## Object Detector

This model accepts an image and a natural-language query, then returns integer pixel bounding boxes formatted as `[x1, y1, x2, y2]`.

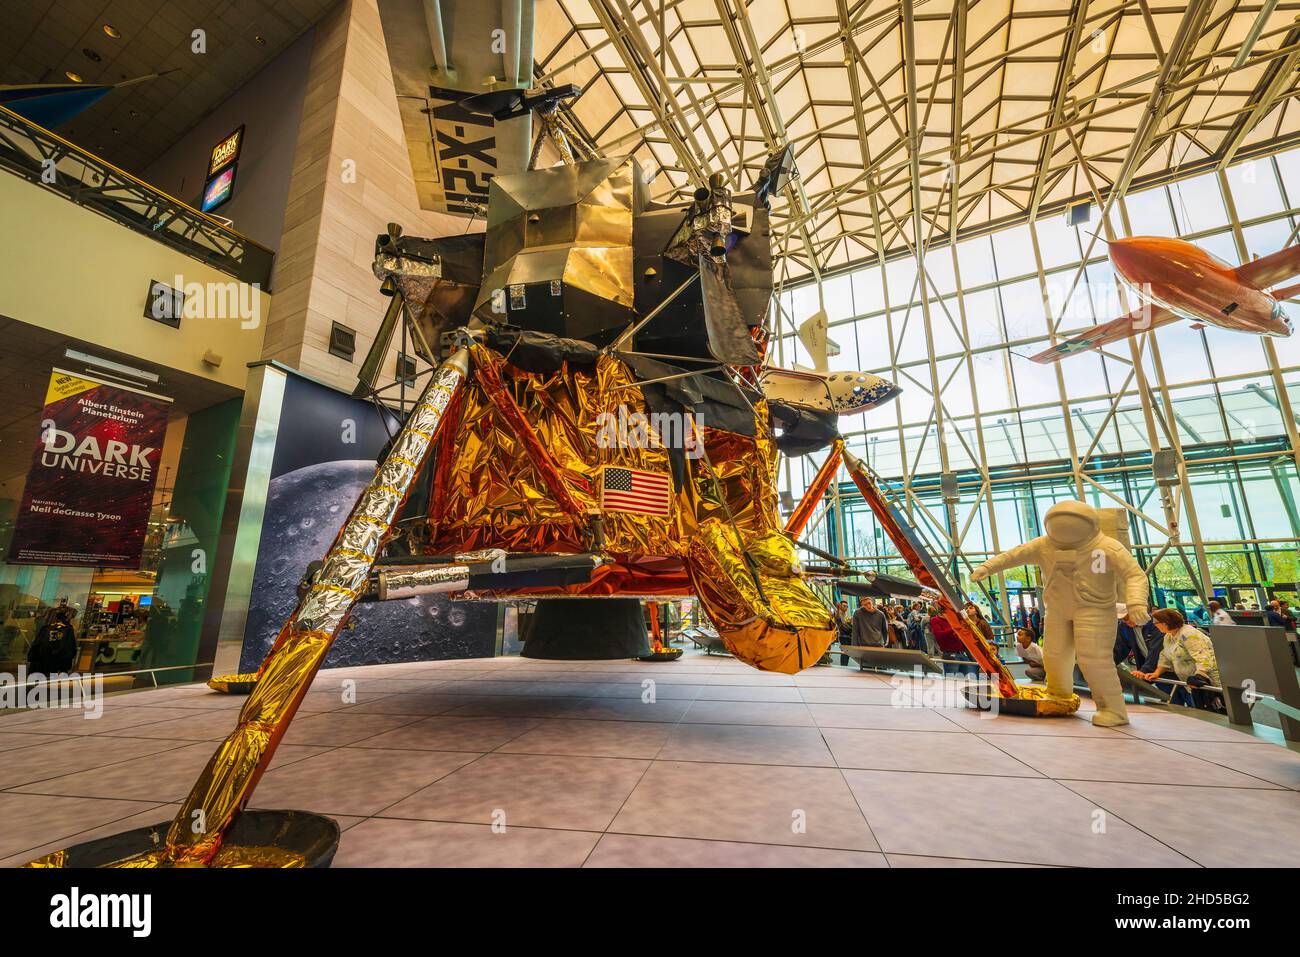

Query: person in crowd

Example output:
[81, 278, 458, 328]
[1113, 604, 1142, 665]
[920, 605, 941, 654]
[879, 604, 895, 647]
[905, 604, 927, 651]
[1278, 599, 1297, 634]
[1207, 600, 1232, 626]
[1133, 608, 1223, 711]
[930, 606, 977, 675]
[1266, 599, 1286, 628]
[27, 605, 79, 675]
[822, 599, 847, 665]
[1137, 605, 1164, 673]
[964, 601, 995, 645]
[851, 596, 889, 648]
[1016, 627, 1046, 681]
[889, 605, 909, 647]
[1029, 605, 1042, 638]
[833, 599, 853, 665]
[1115, 604, 1163, 672]
[833, 599, 852, 640]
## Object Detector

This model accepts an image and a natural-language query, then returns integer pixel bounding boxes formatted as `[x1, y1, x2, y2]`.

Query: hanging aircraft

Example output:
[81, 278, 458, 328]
[1031, 236, 1300, 363]
[758, 303, 900, 420]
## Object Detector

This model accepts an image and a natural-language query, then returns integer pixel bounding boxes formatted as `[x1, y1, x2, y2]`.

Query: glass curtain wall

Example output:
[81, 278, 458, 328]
[777, 146, 1300, 618]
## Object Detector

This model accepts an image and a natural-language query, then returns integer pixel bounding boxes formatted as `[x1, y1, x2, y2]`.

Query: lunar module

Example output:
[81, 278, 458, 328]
[343, 146, 900, 674]
[27, 97, 1039, 869]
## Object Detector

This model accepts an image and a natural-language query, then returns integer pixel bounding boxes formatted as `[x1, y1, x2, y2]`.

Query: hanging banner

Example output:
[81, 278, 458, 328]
[7, 369, 171, 568]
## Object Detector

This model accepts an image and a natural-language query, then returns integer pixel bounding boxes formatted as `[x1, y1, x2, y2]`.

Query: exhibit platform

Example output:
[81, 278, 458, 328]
[1, 651, 1298, 867]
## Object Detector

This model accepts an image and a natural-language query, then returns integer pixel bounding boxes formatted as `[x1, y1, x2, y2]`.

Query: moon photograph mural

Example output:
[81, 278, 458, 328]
[238, 380, 496, 673]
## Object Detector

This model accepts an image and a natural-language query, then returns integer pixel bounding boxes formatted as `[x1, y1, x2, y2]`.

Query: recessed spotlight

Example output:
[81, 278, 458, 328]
[82, 48, 102, 62]
[254, 34, 266, 45]
[65, 70, 83, 83]
[103, 24, 121, 39]
[128, 108, 140, 118]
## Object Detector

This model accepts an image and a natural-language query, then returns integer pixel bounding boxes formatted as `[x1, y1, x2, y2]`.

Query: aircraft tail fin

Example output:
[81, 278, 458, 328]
[796, 309, 840, 372]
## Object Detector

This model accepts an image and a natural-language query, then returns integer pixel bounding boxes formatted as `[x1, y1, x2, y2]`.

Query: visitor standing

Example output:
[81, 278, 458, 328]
[851, 597, 889, 647]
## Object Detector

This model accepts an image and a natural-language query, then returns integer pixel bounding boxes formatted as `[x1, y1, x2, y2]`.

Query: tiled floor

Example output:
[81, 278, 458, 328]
[2, 651, 1299, 867]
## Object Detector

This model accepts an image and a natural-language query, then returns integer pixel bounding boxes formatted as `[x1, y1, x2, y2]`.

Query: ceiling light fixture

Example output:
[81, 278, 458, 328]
[254, 34, 266, 45]
[64, 70, 82, 83]
[64, 348, 160, 384]
[103, 24, 121, 39]
[82, 48, 102, 62]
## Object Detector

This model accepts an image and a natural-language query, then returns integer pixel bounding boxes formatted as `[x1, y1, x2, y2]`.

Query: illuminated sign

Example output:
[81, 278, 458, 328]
[201, 166, 236, 212]
[208, 126, 244, 177]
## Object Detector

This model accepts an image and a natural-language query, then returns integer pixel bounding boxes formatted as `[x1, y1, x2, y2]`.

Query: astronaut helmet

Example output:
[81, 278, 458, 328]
[1043, 500, 1100, 547]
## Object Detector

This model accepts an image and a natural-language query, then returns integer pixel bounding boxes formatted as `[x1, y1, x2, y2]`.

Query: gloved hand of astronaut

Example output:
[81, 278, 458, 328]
[966, 501, 1149, 727]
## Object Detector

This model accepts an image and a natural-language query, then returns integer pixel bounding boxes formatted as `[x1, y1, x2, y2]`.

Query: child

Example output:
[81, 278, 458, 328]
[1015, 627, 1045, 682]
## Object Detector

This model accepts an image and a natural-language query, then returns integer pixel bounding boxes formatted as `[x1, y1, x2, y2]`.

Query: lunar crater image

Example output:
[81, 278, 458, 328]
[239, 460, 495, 671]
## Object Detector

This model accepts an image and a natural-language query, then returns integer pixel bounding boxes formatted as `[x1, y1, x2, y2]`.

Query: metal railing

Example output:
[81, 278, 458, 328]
[2, 662, 214, 689]
[0, 105, 274, 287]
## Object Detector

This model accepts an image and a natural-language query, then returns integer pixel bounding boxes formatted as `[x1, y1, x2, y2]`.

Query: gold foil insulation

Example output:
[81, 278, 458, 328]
[687, 524, 835, 672]
[429, 344, 678, 555]
[1013, 685, 1083, 715]
[206, 673, 259, 694]
[23, 845, 308, 869]
[152, 349, 470, 865]
[426, 347, 835, 671]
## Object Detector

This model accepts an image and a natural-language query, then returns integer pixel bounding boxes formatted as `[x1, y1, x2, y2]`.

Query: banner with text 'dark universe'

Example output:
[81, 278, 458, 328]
[7, 369, 171, 568]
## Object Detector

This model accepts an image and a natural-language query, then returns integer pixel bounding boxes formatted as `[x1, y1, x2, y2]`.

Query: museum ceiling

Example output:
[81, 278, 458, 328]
[536, 0, 1300, 280]
[0, 0, 336, 174]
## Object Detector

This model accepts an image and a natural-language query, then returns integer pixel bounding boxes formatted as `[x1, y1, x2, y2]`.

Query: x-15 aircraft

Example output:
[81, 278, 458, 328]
[1033, 236, 1300, 362]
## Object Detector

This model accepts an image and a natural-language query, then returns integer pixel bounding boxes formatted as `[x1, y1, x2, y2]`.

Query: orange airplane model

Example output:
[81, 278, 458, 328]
[1032, 236, 1300, 362]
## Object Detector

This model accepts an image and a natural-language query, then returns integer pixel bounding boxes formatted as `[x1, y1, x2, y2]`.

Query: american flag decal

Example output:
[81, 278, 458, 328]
[600, 466, 672, 517]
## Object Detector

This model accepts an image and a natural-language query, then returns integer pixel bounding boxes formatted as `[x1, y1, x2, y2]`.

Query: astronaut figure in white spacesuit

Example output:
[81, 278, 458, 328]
[970, 501, 1149, 726]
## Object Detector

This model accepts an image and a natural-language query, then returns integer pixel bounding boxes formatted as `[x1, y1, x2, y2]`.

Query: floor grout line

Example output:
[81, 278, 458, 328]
[1048, 776, 1205, 869]
[0, 800, 177, 867]
[577, 675, 702, 868]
